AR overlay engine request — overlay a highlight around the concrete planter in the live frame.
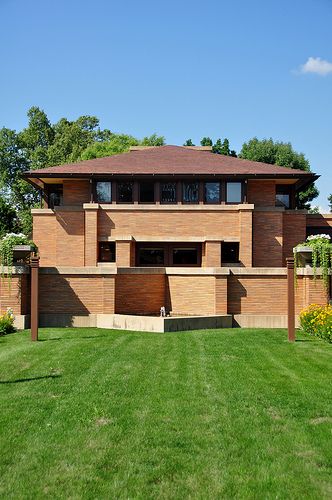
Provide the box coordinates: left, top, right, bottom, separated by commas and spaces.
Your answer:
13, 245, 34, 262
294, 246, 313, 267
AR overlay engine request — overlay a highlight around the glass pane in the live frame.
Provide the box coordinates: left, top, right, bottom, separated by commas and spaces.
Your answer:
221, 242, 239, 263
139, 248, 164, 266
140, 182, 155, 203
118, 182, 133, 203
205, 182, 220, 203
226, 182, 242, 203
276, 194, 290, 208
48, 185, 63, 208
173, 248, 198, 265
96, 182, 112, 203
99, 242, 116, 262
161, 182, 176, 203
183, 182, 199, 203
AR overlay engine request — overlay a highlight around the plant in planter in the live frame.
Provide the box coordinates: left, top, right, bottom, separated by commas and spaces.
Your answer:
0, 233, 37, 281
294, 234, 332, 290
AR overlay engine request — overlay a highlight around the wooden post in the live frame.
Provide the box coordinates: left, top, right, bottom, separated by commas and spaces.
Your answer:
286, 257, 295, 342
30, 255, 40, 341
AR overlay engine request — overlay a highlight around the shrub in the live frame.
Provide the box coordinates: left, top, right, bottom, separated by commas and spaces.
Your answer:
0, 309, 16, 336
299, 304, 332, 343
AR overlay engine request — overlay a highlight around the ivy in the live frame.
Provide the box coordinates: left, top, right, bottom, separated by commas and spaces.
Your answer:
294, 235, 332, 291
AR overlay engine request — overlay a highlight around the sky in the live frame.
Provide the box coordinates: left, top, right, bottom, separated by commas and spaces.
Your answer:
0, 0, 331, 211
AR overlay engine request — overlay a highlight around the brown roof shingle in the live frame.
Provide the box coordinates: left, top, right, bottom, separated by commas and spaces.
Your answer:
25, 145, 317, 178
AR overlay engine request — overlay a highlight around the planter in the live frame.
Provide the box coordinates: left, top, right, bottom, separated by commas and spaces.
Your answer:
294, 246, 313, 267
12, 245, 34, 262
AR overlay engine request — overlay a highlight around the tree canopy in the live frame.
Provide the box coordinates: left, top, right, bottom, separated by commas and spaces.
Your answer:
239, 138, 319, 209
328, 194, 332, 213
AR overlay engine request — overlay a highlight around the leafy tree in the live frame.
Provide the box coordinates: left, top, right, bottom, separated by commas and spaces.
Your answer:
308, 206, 320, 214
0, 195, 19, 237
200, 137, 213, 146
183, 139, 195, 146
328, 194, 332, 213
239, 138, 319, 209
140, 134, 165, 146
81, 133, 165, 160
212, 138, 237, 157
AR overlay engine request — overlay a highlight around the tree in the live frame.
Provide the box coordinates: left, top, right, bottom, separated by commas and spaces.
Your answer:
183, 139, 195, 146
0, 195, 19, 237
81, 133, 165, 160
239, 138, 319, 209
212, 138, 237, 157
328, 194, 332, 213
200, 137, 213, 146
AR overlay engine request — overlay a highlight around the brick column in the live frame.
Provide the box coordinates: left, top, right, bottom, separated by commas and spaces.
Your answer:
239, 208, 253, 267
84, 203, 99, 266
204, 241, 221, 267
116, 239, 134, 267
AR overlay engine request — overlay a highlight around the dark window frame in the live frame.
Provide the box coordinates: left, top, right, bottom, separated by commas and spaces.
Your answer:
225, 181, 243, 204
221, 241, 240, 264
182, 181, 200, 204
136, 242, 201, 267
204, 181, 221, 204
139, 181, 155, 204
95, 180, 112, 203
47, 184, 63, 209
117, 181, 134, 204
160, 181, 177, 205
98, 241, 116, 263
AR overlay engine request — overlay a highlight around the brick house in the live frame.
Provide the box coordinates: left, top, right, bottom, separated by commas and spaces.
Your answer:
2, 145, 331, 329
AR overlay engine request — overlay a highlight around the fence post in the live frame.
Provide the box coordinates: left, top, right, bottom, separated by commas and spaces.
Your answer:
30, 255, 40, 341
286, 257, 295, 342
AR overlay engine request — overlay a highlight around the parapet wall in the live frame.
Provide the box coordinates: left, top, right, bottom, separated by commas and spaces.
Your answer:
0, 267, 329, 329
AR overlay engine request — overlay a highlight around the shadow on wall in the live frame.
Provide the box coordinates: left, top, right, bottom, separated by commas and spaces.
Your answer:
38, 270, 91, 327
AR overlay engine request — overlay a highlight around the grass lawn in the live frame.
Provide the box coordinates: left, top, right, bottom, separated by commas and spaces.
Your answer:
0, 327, 331, 499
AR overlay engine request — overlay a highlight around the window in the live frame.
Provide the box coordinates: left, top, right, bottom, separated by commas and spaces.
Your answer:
136, 243, 201, 266
96, 181, 112, 203
161, 182, 177, 203
183, 182, 199, 203
98, 242, 116, 262
48, 185, 63, 208
276, 186, 290, 208
205, 182, 220, 203
137, 247, 165, 266
221, 242, 239, 263
226, 182, 242, 203
172, 247, 199, 265
117, 182, 133, 203
139, 182, 155, 203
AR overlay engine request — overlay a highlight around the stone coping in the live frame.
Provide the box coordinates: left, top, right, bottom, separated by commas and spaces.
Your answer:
99, 236, 240, 243
3, 265, 330, 276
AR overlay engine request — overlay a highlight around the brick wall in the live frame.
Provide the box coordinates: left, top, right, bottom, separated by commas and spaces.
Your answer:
166, 275, 216, 315
253, 212, 283, 267
115, 274, 165, 315
283, 212, 306, 264
0, 275, 27, 315
247, 180, 276, 206
84, 208, 98, 266
33, 214, 57, 267
39, 274, 115, 314
56, 211, 85, 266
63, 180, 90, 205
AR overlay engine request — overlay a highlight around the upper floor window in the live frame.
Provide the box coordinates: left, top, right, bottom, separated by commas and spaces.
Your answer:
276, 186, 290, 208
98, 242, 116, 262
226, 182, 242, 204
161, 182, 177, 203
96, 181, 112, 203
48, 185, 63, 209
117, 182, 133, 203
205, 182, 220, 203
183, 182, 199, 203
139, 182, 155, 203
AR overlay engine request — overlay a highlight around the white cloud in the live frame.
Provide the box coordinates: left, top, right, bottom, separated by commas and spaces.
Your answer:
299, 56, 332, 76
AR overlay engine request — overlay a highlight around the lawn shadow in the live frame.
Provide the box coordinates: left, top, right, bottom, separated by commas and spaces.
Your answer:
0, 374, 61, 384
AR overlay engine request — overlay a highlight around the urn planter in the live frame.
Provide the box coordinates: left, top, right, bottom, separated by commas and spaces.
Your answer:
12, 245, 35, 262
294, 246, 313, 267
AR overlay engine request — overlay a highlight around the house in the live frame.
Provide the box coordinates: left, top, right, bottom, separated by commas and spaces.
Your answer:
2, 145, 331, 330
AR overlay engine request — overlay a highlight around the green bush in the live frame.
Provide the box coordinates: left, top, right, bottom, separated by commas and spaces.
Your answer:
299, 304, 332, 343
0, 309, 16, 336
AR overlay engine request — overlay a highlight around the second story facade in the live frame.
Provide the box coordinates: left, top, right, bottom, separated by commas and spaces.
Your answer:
24, 145, 329, 269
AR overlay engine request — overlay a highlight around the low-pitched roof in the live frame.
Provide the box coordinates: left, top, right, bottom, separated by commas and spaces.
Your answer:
24, 145, 318, 180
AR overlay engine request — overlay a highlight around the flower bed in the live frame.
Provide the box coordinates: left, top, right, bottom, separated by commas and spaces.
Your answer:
299, 304, 332, 343
0, 309, 16, 336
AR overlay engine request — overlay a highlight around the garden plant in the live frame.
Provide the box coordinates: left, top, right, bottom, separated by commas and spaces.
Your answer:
300, 303, 332, 343
294, 234, 332, 290
0, 308, 16, 336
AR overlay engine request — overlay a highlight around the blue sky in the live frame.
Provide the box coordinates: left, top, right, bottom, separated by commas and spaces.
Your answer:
0, 0, 331, 210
